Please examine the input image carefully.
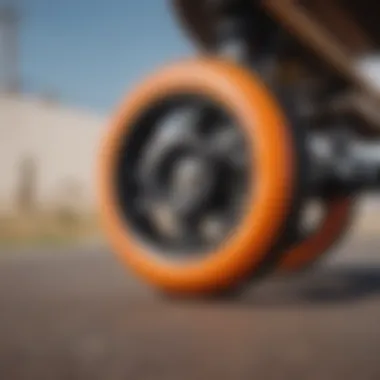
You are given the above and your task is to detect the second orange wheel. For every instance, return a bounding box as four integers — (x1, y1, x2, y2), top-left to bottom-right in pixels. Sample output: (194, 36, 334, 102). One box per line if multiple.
(278, 196, 355, 273)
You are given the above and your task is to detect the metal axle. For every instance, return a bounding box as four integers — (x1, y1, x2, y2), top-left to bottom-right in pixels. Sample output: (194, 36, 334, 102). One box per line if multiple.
(309, 132, 380, 193)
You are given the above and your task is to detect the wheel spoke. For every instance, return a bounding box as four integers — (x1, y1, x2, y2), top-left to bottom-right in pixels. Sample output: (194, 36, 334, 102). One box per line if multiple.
(210, 126, 247, 166)
(149, 203, 180, 239)
(201, 213, 230, 245)
(174, 212, 206, 247)
(213, 127, 240, 151)
(137, 106, 210, 186)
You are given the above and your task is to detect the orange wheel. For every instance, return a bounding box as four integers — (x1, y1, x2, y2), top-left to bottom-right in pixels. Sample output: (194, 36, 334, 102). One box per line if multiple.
(97, 58, 296, 296)
(278, 196, 355, 273)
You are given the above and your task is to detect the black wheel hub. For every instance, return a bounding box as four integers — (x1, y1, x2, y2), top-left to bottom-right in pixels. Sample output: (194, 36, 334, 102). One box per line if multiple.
(115, 94, 251, 257)
(169, 153, 219, 217)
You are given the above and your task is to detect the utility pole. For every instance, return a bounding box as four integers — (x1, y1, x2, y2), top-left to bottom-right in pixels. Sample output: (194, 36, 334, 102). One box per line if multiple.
(0, 3, 20, 93)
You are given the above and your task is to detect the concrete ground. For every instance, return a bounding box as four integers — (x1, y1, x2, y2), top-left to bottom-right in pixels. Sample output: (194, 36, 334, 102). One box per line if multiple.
(1, 223, 380, 380)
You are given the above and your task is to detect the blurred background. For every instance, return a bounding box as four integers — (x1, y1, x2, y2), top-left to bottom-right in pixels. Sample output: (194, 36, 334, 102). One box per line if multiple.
(0, 0, 195, 248)
(1, 1, 380, 380)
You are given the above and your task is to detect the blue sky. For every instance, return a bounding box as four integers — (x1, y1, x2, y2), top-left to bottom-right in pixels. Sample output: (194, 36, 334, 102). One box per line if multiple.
(18, 0, 195, 114)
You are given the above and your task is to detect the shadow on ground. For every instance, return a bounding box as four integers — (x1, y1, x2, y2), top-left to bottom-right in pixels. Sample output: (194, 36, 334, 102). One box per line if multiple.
(232, 266, 380, 308)
(175, 266, 380, 309)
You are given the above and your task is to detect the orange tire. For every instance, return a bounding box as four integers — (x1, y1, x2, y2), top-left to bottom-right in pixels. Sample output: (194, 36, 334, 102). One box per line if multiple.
(97, 58, 296, 296)
(278, 196, 355, 273)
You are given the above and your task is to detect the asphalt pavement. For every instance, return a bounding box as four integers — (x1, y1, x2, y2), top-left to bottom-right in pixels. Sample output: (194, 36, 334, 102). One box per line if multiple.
(0, 230, 380, 380)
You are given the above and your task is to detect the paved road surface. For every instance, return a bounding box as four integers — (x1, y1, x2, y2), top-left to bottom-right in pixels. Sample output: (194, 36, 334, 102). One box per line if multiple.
(1, 232, 380, 380)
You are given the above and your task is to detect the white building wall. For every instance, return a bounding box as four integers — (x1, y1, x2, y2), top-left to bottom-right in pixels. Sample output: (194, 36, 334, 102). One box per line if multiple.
(0, 93, 106, 215)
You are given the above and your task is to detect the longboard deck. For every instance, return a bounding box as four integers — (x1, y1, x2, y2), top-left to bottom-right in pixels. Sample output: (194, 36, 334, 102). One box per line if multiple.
(171, 0, 380, 133)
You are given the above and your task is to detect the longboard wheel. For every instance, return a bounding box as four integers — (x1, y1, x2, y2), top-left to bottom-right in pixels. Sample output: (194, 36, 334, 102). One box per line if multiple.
(278, 196, 355, 273)
(97, 58, 297, 297)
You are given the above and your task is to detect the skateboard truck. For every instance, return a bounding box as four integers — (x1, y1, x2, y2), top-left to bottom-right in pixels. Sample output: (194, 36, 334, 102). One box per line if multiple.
(310, 129, 380, 193)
